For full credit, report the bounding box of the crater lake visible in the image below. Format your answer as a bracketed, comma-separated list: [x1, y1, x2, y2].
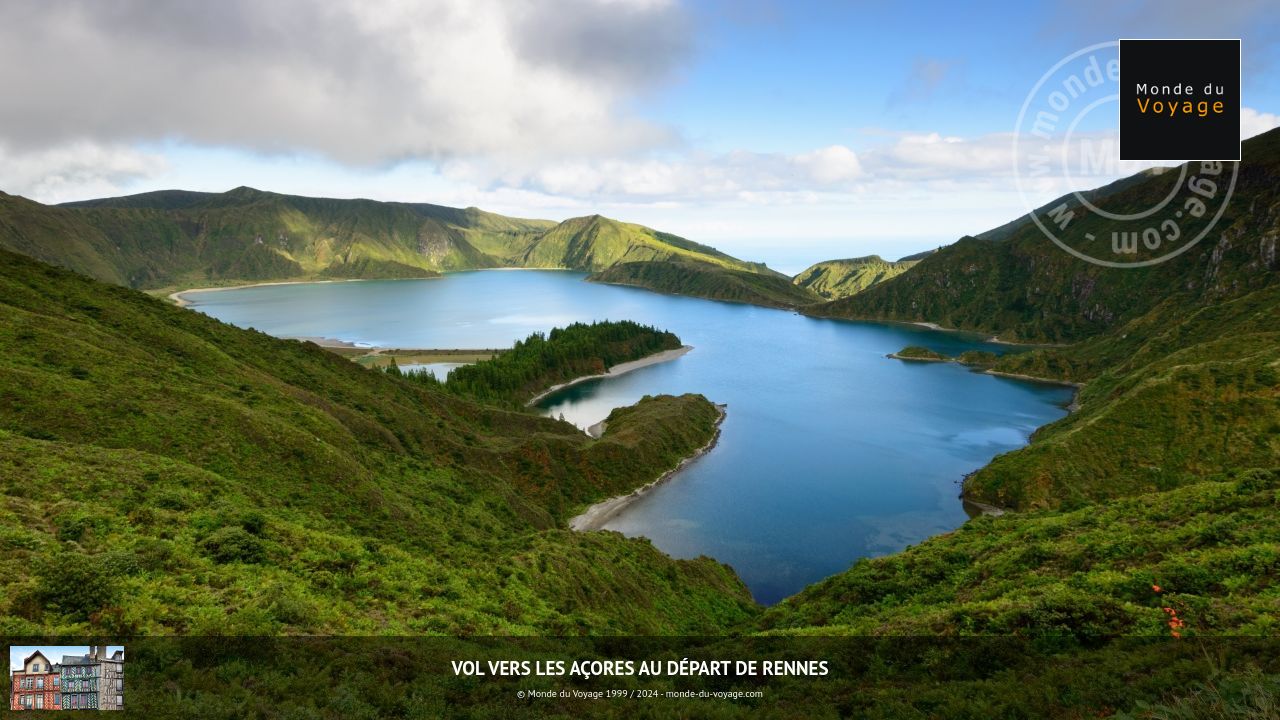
[180, 270, 1073, 604]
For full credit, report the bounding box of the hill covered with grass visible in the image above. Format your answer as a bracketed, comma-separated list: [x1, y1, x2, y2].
[0, 187, 773, 292]
[763, 466, 1280, 637]
[0, 247, 755, 635]
[965, 282, 1279, 510]
[589, 260, 820, 308]
[792, 255, 917, 300]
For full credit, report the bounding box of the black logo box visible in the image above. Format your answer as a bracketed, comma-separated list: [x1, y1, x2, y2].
[1120, 39, 1241, 161]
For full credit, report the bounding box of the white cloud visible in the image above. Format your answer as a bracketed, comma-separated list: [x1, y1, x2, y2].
[1242, 108, 1280, 139]
[863, 132, 1012, 178]
[443, 144, 866, 202]
[792, 146, 863, 183]
[0, 0, 690, 166]
[0, 142, 168, 205]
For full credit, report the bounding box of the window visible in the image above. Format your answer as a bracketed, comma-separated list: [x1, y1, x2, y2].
[35, 695, 43, 710]
[32, 663, 40, 672]
[115, 679, 122, 690]
[116, 694, 123, 707]
[53, 676, 59, 687]
[37, 678, 43, 690]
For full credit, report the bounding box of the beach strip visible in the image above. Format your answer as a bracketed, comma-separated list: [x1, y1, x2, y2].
[569, 404, 725, 532]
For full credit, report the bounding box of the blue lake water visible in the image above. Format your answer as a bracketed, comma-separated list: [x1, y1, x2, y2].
[183, 271, 1072, 604]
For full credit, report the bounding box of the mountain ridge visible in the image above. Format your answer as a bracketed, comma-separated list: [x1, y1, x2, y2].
[0, 187, 768, 292]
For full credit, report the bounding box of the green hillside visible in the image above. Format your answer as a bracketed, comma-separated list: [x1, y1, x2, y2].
[964, 284, 1280, 510]
[589, 260, 820, 308]
[516, 214, 766, 273]
[792, 255, 917, 300]
[0, 247, 755, 635]
[762, 467, 1280, 637]
[805, 129, 1280, 344]
[0, 188, 775, 293]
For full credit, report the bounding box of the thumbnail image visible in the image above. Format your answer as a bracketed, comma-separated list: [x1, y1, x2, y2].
[9, 646, 123, 712]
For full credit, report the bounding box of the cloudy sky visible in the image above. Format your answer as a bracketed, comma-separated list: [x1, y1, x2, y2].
[1, 0, 1278, 272]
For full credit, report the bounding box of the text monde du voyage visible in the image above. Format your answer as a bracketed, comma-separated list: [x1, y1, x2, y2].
[1134, 82, 1229, 118]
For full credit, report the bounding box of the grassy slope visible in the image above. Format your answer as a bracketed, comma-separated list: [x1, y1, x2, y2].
[792, 255, 917, 300]
[589, 260, 819, 308]
[519, 214, 764, 273]
[761, 467, 1280, 636]
[967, 286, 1280, 510]
[0, 248, 755, 635]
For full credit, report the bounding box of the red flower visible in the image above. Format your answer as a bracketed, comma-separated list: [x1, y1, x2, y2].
[1152, 584, 1162, 593]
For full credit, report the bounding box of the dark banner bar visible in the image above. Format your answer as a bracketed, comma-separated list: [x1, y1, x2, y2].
[6, 636, 1280, 718]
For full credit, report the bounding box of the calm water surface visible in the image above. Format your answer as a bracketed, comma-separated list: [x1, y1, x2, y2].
[184, 272, 1072, 603]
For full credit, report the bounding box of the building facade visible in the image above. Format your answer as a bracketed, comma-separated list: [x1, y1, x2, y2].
[98, 650, 124, 711]
[59, 646, 123, 711]
[10, 650, 61, 711]
[59, 653, 98, 710]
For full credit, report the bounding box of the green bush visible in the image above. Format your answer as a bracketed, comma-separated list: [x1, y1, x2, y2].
[34, 551, 118, 620]
[200, 526, 266, 564]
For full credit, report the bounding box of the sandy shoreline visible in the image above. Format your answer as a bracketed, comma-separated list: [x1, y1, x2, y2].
[167, 278, 369, 308]
[526, 345, 694, 406]
[569, 404, 726, 532]
[166, 275, 447, 308]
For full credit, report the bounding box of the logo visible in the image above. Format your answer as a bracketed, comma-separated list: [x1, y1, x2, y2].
[1120, 39, 1240, 161]
[1013, 41, 1238, 268]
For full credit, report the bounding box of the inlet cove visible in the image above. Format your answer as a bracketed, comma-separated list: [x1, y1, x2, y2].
[182, 270, 1073, 604]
